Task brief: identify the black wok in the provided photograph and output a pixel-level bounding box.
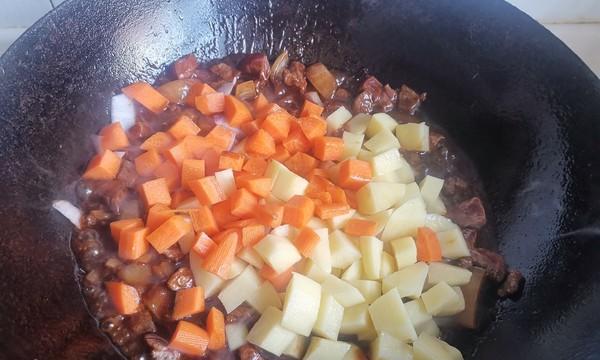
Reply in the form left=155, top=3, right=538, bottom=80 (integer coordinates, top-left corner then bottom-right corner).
left=1, top=0, right=599, bottom=358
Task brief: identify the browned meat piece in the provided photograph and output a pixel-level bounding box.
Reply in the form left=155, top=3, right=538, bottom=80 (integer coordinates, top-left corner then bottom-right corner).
left=333, top=88, right=351, bottom=102
left=497, top=269, right=523, bottom=297
left=72, top=229, right=105, bottom=271
left=117, top=160, right=138, bottom=188
left=239, top=53, right=270, bottom=81
left=443, top=176, right=469, bottom=197
left=470, top=248, right=507, bottom=282
left=383, top=84, right=398, bottom=106
left=173, top=54, right=198, bottom=79
left=456, top=256, right=473, bottom=268
left=429, top=131, right=446, bottom=149
left=306, top=63, right=337, bottom=99
left=163, top=245, right=185, bottom=262
left=397, top=85, right=426, bottom=114
left=143, top=284, right=174, bottom=320
left=101, top=314, right=145, bottom=355
left=282, top=61, right=307, bottom=93
left=239, top=344, right=265, bottom=360
left=145, top=333, right=182, bottom=360
left=152, top=260, right=176, bottom=280
left=92, top=180, right=129, bottom=215
left=82, top=206, right=114, bottom=227
left=447, top=197, right=487, bottom=229
left=128, top=310, right=156, bottom=335
left=324, top=100, right=345, bottom=115
left=360, top=76, right=384, bottom=94
left=128, top=119, right=154, bottom=142
left=353, top=76, right=397, bottom=113
left=352, top=91, right=374, bottom=114
left=462, top=228, right=478, bottom=249
left=207, top=348, right=237, bottom=360
left=226, top=303, right=259, bottom=325
left=167, top=267, right=194, bottom=291
left=210, top=63, right=239, bottom=81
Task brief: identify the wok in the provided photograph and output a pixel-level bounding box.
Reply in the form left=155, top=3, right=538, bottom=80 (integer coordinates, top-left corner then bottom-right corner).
left=1, top=0, right=599, bottom=358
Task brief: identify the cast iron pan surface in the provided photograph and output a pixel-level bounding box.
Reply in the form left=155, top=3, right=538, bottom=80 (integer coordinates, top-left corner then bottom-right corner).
left=1, top=0, right=599, bottom=358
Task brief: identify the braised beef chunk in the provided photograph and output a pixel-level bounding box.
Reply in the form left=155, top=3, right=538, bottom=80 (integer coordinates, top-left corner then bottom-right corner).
left=143, top=285, right=174, bottom=320
left=333, top=88, right=351, bottom=102
left=352, top=90, right=374, bottom=114
left=226, top=304, right=259, bottom=325
left=117, top=160, right=139, bottom=188
left=352, top=75, right=397, bottom=113
left=443, top=176, right=469, bottom=198
left=498, top=269, right=524, bottom=298
left=470, top=248, right=507, bottom=282
left=239, top=53, right=270, bottom=81
left=128, top=118, right=154, bottom=142
left=397, top=84, right=426, bottom=114
left=102, top=315, right=146, bottom=356
left=167, top=267, right=194, bottom=291
left=173, top=54, right=198, bottom=79
left=145, top=334, right=182, bottom=360
left=282, top=61, right=307, bottom=92
left=163, top=246, right=185, bottom=262
left=429, top=131, right=446, bottom=150
left=462, top=228, right=478, bottom=249
left=210, top=62, right=239, bottom=81
left=447, top=197, right=487, bottom=229
left=239, top=344, right=265, bottom=360
left=73, top=229, right=105, bottom=271
left=128, top=310, right=157, bottom=335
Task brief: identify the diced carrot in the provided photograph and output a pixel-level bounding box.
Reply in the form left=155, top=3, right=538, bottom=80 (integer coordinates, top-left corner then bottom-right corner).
left=298, top=116, right=327, bottom=141
left=168, top=115, right=201, bottom=140
left=344, top=189, right=358, bottom=209
left=241, top=223, right=266, bottom=247
left=153, top=161, right=180, bottom=191
left=122, top=82, right=169, bottom=113
left=189, top=206, right=219, bottom=235
left=224, top=95, right=253, bottom=126
left=200, top=148, right=220, bottom=176
left=416, top=227, right=443, bottom=262
left=119, top=226, right=150, bottom=260
left=189, top=176, right=226, bottom=205
left=315, top=203, right=350, bottom=220
left=146, top=215, right=192, bottom=254
left=214, top=228, right=241, bottom=245
left=338, top=159, right=373, bottom=190
left=165, top=139, right=192, bottom=167
left=259, top=265, right=293, bottom=290
left=283, top=196, right=315, bottom=228
left=305, top=175, right=332, bottom=197
left=308, top=191, right=333, bottom=205
left=212, top=199, right=239, bottom=227
left=328, top=185, right=347, bottom=205
left=82, top=150, right=122, bottom=180
left=222, top=218, right=259, bottom=229
left=229, top=188, right=258, bottom=218
left=140, top=131, right=175, bottom=151
left=218, top=151, right=245, bottom=171
left=239, top=177, right=272, bottom=198
left=284, top=152, right=319, bottom=177
left=195, top=92, right=225, bottom=115
left=105, top=281, right=140, bottom=315
left=110, top=218, right=144, bottom=243
left=255, top=103, right=284, bottom=122
left=242, top=156, right=268, bottom=176
left=344, top=218, right=377, bottom=236
left=206, top=125, right=236, bottom=151
left=184, top=135, right=214, bottom=158
left=240, top=120, right=260, bottom=137
left=252, top=93, right=270, bottom=113
left=261, top=112, right=292, bottom=141
left=170, top=189, right=194, bottom=208
left=294, top=227, right=320, bottom=257
left=181, top=159, right=206, bottom=189
left=172, top=287, right=205, bottom=320
left=312, top=136, right=344, bottom=161
left=186, top=82, right=216, bottom=107
left=271, top=145, right=291, bottom=162
left=134, top=149, right=163, bottom=177
left=206, top=307, right=226, bottom=350
left=282, top=128, right=311, bottom=154
left=192, top=233, right=217, bottom=257
left=140, top=178, right=172, bottom=208
left=307, top=168, right=328, bottom=180
left=169, top=320, right=209, bottom=356
left=256, top=203, right=284, bottom=228
left=245, top=129, right=276, bottom=157
left=300, top=100, right=324, bottom=117
left=146, top=204, right=175, bottom=231
left=203, top=234, right=237, bottom=278
left=99, top=123, right=130, bottom=151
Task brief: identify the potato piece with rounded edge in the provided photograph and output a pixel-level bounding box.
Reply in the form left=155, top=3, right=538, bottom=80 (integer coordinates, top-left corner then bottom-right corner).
left=364, top=129, right=401, bottom=154
left=395, top=122, right=430, bottom=152
left=326, top=106, right=353, bottom=132
left=218, top=265, right=261, bottom=313
left=304, top=337, right=351, bottom=360
left=421, top=282, right=460, bottom=316
left=254, top=234, right=302, bottom=274
left=189, top=251, right=225, bottom=297
left=359, top=236, right=383, bottom=280
left=381, top=198, right=426, bottom=241
left=366, top=113, right=398, bottom=138
left=247, top=281, right=283, bottom=313
left=341, top=260, right=363, bottom=281
left=225, top=322, right=247, bottom=351
left=427, top=262, right=472, bottom=286
left=390, top=237, right=417, bottom=270
left=371, top=332, right=414, bottom=360
left=342, top=131, right=365, bottom=160
left=404, top=298, right=433, bottom=333
left=382, top=262, right=428, bottom=299
left=349, top=280, right=381, bottom=304
left=313, top=294, right=344, bottom=340
left=413, top=333, right=463, bottom=360
left=247, top=306, right=296, bottom=356
left=321, top=275, right=365, bottom=307
left=357, top=182, right=406, bottom=215
left=330, top=230, right=362, bottom=269
left=436, top=228, right=470, bottom=259
left=283, top=334, right=308, bottom=359
left=341, top=303, right=373, bottom=335
left=281, top=273, right=321, bottom=336
left=368, top=289, right=417, bottom=342
left=346, top=113, right=371, bottom=134
left=379, top=252, right=397, bottom=279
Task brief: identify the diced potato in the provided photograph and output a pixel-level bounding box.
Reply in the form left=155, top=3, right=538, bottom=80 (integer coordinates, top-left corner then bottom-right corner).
left=322, top=275, right=366, bottom=307
left=366, top=113, right=398, bottom=138
left=238, top=247, right=265, bottom=268
left=281, top=273, right=321, bottom=336
left=423, top=214, right=458, bottom=232
left=265, top=159, right=288, bottom=180
left=412, top=333, right=464, bottom=360
left=247, top=306, right=296, bottom=356
left=395, top=122, right=430, bottom=152
left=357, top=149, right=375, bottom=161
left=327, top=209, right=356, bottom=230
left=356, top=182, right=406, bottom=215
left=368, top=289, right=417, bottom=342
left=363, top=209, right=393, bottom=236
left=327, top=106, right=353, bottom=132
left=254, top=234, right=302, bottom=274
left=419, top=175, right=444, bottom=202
left=397, top=182, right=421, bottom=205
left=302, top=258, right=331, bottom=283
left=420, top=282, right=460, bottom=316
left=427, top=262, right=472, bottom=286
left=425, top=197, right=447, bottom=215
left=265, top=193, right=284, bottom=205
left=307, top=217, right=328, bottom=230
left=390, top=237, right=417, bottom=269
left=359, top=236, right=383, bottom=280
left=437, top=287, right=465, bottom=316
left=331, top=267, right=343, bottom=278
left=247, top=281, right=283, bottom=313
left=382, top=262, right=429, bottom=299
left=225, top=322, right=248, bottom=351
left=341, top=260, right=363, bottom=281
left=381, top=198, right=426, bottom=241
left=304, top=337, right=352, bottom=360
left=214, top=168, right=236, bottom=197
left=379, top=252, right=397, bottom=278
left=309, top=228, right=332, bottom=273
left=344, top=344, right=368, bottom=360
left=218, top=265, right=262, bottom=313
left=271, top=224, right=297, bottom=238
left=346, top=113, right=371, bottom=134
left=349, top=280, right=381, bottom=304
left=357, top=327, right=378, bottom=342
left=341, top=303, right=373, bottom=334
left=436, top=228, right=470, bottom=259
left=371, top=332, right=414, bottom=360
left=404, top=298, right=433, bottom=332
left=189, top=250, right=225, bottom=297
left=364, top=130, right=401, bottom=154
left=330, top=230, right=362, bottom=269
left=342, top=131, right=365, bottom=159
left=369, top=149, right=406, bottom=176
left=224, top=257, right=247, bottom=280
left=314, top=294, right=344, bottom=340
left=283, top=334, right=308, bottom=359
left=271, top=166, right=309, bottom=201
left=418, top=319, right=440, bottom=337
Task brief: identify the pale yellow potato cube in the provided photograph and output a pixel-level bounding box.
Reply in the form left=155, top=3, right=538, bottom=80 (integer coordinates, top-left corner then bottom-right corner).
left=363, top=209, right=393, bottom=236
left=358, top=149, right=375, bottom=161
left=381, top=198, right=426, bottom=241
left=364, top=129, right=401, bottom=154
left=419, top=175, right=444, bottom=202
left=314, top=294, right=344, bottom=340
left=238, top=247, right=265, bottom=268
left=420, top=282, right=460, bottom=316
left=331, top=267, right=343, bottom=277
left=425, top=196, right=447, bottom=215
left=283, top=334, right=308, bottom=359
left=366, top=113, right=398, bottom=138
left=371, top=332, right=414, bottom=360
left=247, top=306, right=296, bottom=356
left=308, top=228, right=332, bottom=273
left=382, top=262, right=429, bottom=299
left=307, top=217, right=328, bottom=230
left=436, top=286, right=465, bottom=317
left=247, top=281, right=283, bottom=313
left=423, top=214, right=457, bottom=232
left=369, top=289, right=417, bottom=342
left=359, top=236, right=383, bottom=280
left=391, top=237, right=417, bottom=269
left=265, top=159, right=288, bottom=180
left=271, top=166, right=309, bottom=201
left=214, top=168, right=236, bottom=197
left=427, top=262, right=472, bottom=286
left=302, top=258, right=331, bottom=283
left=379, top=252, right=397, bottom=279
left=304, top=337, right=351, bottom=360
left=254, top=234, right=302, bottom=274
left=341, top=303, right=373, bottom=334
left=346, top=113, right=371, bottom=134
left=369, top=149, right=406, bottom=176
left=349, top=280, right=381, bottom=304
left=322, top=275, right=366, bottom=307
left=189, top=250, right=225, bottom=297
left=395, top=122, right=430, bottom=152
left=344, top=344, right=368, bottom=360
left=418, top=319, right=440, bottom=337
left=271, top=224, right=297, bottom=238
left=436, top=228, right=470, bottom=259
left=225, top=322, right=247, bottom=351
left=327, top=106, right=353, bottom=132
left=327, top=209, right=356, bottom=230
left=281, top=273, right=321, bottom=336
left=357, top=182, right=406, bottom=215
left=223, top=257, right=247, bottom=280
left=404, top=298, right=433, bottom=332
left=341, top=260, right=363, bottom=281
left=342, top=131, right=365, bottom=159
left=330, top=230, right=362, bottom=269
left=396, top=182, right=422, bottom=206
left=218, top=265, right=262, bottom=313
left=413, top=333, right=464, bottom=360
left=357, top=327, right=378, bottom=341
